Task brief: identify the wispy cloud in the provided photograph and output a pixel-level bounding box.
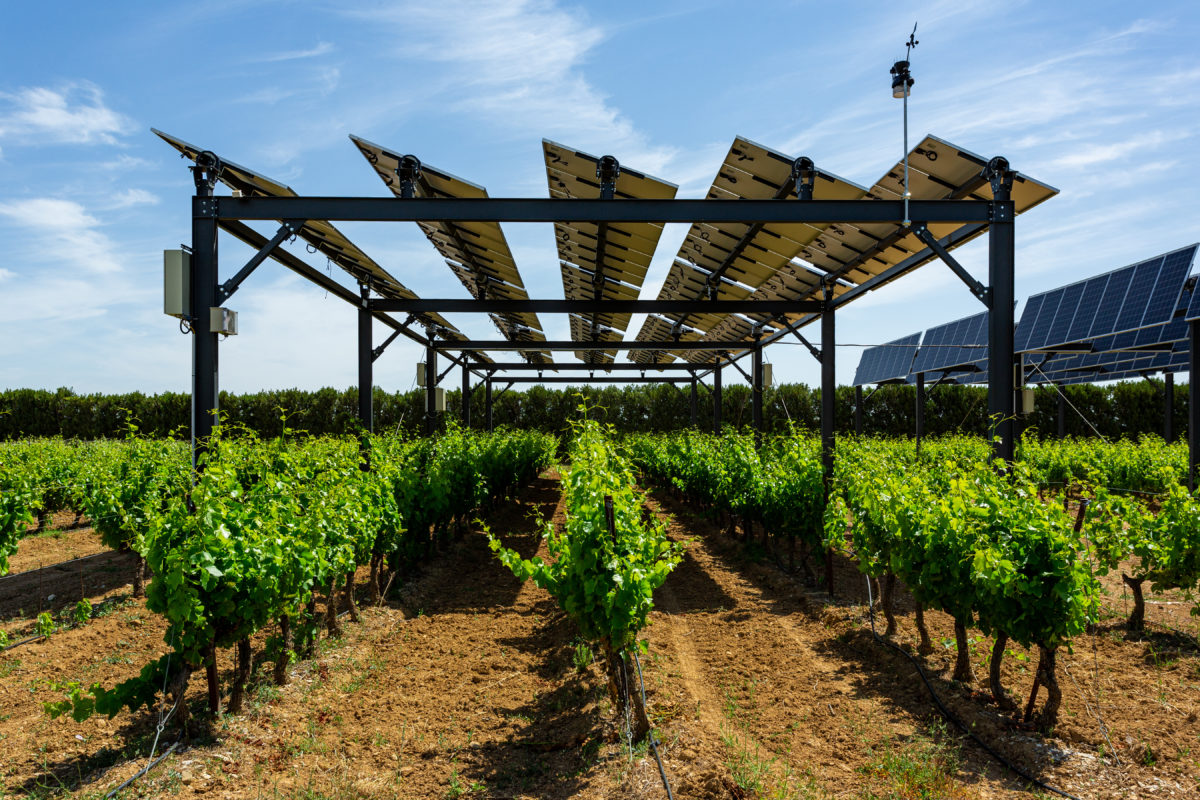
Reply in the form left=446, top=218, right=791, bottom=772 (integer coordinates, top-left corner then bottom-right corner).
left=250, top=41, right=335, bottom=63
left=0, top=83, right=134, bottom=146
left=0, top=198, right=124, bottom=273
left=0, top=267, right=14, bottom=281
left=352, top=0, right=677, bottom=173
left=107, top=188, right=161, bottom=209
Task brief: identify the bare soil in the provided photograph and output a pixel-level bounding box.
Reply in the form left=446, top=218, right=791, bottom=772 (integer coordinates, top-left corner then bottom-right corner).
left=0, top=475, right=1196, bottom=799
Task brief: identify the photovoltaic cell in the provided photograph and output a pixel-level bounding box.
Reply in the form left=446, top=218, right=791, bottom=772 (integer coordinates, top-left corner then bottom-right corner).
left=1142, top=245, right=1196, bottom=326
left=1066, top=276, right=1108, bottom=343
left=1025, top=291, right=1063, bottom=351
left=1087, top=266, right=1137, bottom=339
left=1113, top=256, right=1166, bottom=333
left=1044, top=283, right=1084, bottom=348
left=1014, top=294, right=1044, bottom=353
left=853, top=333, right=919, bottom=386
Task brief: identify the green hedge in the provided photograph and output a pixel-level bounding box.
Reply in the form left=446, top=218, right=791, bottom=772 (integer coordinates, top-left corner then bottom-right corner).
left=0, top=381, right=1183, bottom=440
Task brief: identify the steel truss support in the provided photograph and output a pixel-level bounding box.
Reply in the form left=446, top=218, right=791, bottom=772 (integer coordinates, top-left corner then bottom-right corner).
left=485, top=379, right=493, bottom=432
left=357, top=284, right=373, bottom=469
left=461, top=364, right=471, bottom=429
left=820, top=292, right=835, bottom=488
left=752, top=343, right=764, bottom=448
left=986, top=160, right=1017, bottom=463
left=425, top=342, right=438, bottom=436
left=915, top=372, right=925, bottom=454
left=689, top=377, right=698, bottom=428
left=713, top=364, right=723, bottom=433
left=218, top=219, right=305, bottom=304
left=191, top=155, right=221, bottom=469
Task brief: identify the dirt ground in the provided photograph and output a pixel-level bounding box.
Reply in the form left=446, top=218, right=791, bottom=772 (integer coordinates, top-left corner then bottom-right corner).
left=0, top=474, right=1197, bottom=799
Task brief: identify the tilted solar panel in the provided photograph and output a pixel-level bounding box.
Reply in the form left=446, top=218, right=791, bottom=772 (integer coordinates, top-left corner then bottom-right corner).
left=350, top=134, right=551, bottom=363
left=154, top=128, right=462, bottom=335
left=853, top=333, right=921, bottom=386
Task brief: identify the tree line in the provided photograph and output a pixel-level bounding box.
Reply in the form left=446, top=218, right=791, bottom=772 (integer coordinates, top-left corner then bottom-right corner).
left=0, top=380, right=1182, bottom=441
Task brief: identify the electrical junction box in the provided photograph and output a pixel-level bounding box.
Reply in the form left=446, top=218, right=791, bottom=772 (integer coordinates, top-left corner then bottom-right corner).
left=762, top=363, right=773, bottom=388
left=1020, top=388, right=1035, bottom=415
left=163, top=250, right=191, bottom=318
left=434, top=388, right=446, bottom=412
left=417, top=362, right=427, bottom=388
left=209, top=307, right=238, bottom=336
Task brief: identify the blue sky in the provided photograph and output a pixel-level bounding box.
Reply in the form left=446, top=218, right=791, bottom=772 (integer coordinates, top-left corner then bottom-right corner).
left=1, top=0, right=1198, bottom=394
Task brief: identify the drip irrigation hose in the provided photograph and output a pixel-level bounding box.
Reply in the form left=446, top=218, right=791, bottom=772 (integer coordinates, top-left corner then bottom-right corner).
left=104, top=741, right=179, bottom=799
left=631, top=650, right=675, bottom=800
left=863, top=576, right=1082, bottom=800
left=2, top=634, right=48, bottom=651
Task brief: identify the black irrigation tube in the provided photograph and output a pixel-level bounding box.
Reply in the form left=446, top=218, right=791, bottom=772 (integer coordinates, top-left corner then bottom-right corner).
left=861, top=577, right=1083, bottom=800
left=2, top=634, right=48, bottom=652
left=104, top=741, right=180, bottom=799
left=631, top=649, right=674, bottom=800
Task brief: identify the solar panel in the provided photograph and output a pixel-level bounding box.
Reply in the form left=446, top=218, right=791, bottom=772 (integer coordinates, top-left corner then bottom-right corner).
left=544, top=139, right=677, bottom=361
left=797, top=135, right=1057, bottom=289
left=911, top=311, right=989, bottom=376
left=154, top=128, right=462, bottom=335
left=1019, top=245, right=1196, bottom=353
left=351, top=134, right=551, bottom=363
left=853, top=333, right=920, bottom=386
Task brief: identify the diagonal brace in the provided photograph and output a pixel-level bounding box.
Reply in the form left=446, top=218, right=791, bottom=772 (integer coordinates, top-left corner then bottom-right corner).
left=789, top=328, right=822, bottom=363
left=218, top=219, right=305, bottom=303
left=726, top=356, right=753, bottom=385
left=493, top=381, right=515, bottom=402
left=912, top=224, right=990, bottom=306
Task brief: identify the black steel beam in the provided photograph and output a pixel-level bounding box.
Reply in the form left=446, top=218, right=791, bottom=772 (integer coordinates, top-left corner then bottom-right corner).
left=1191, top=320, right=1199, bottom=491
left=463, top=362, right=708, bottom=371
left=690, top=378, right=698, bottom=428
left=368, top=298, right=825, bottom=314
left=357, top=283, right=373, bottom=442
left=1165, top=372, right=1175, bottom=443
left=915, top=372, right=925, bottom=454
left=432, top=340, right=755, bottom=352
left=461, top=364, right=471, bottom=429
left=854, top=385, right=863, bottom=435
left=425, top=344, right=437, bottom=436
left=497, top=376, right=694, bottom=384
left=191, top=197, right=219, bottom=467
left=713, top=364, right=723, bottom=433
left=212, top=196, right=995, bottom=224
left=485, top=379, right=493, bottom=432
left=987, top=163, right=1016, bottom=463
left=752, top=344, right=764, bottom=448
left=1057, top=388, right=1066, bottom=439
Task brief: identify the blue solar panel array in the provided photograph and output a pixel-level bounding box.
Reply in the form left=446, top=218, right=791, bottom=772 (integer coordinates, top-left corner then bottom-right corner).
left=911, top=311, right=989, bottom=376
left=1015, top=244, right=1197, bottom=353
left=852, top=333, right=920, bottom=386
left=852, top=243, right=1198, bottom=389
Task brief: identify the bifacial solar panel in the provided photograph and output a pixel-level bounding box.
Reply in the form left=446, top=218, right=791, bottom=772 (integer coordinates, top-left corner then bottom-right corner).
left=910, top=311, right=989, bottom=377
left=853, top=333, right=920, bottom=386
left=154, top=128, right=462, bottom=334
left=543, top=139, right=677, bottom=360
left=1019, top=245, right=1196, bottom=353
left=351, top=134, right=551, bottom=363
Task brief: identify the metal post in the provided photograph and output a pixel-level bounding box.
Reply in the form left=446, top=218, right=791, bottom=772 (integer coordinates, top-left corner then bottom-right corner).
left=689, top=377, right=698, bottom=428
left=915, top=372, right=925, bottom=454
left=191, top=171, right=220, bottom=470
left=357, top=284, right=373, bottom=469
left=854, top=386, right=863, bottom=436
left=820, top=298, right=835, bottom=488
left=485, top=378, right=493, bottom=432
left=1165, top=372, right=1175, bottom=442
left=461, top=364, right=471, bottom=429
left=713, top=364, right=723, bottom=433
left=821, top=291, right=836, bottom=597
left=986, top=159, right=1016, bottom=463
left=752, top=344, right=764, bottom=447
left=1057, top=388, right=1066, bottom=439
left=1190, top=320, right=1199, bottom=491
left=425, top=342, right=437, bottom=436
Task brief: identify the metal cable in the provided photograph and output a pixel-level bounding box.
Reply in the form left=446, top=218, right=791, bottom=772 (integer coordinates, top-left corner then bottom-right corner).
left=631, top=650, right=675, bottom=800
left=862, top=575, right=1083, bottom=800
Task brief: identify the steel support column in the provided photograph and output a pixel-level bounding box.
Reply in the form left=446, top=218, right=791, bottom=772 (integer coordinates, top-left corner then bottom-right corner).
left=1190, top=320, right=1199, bottom=491
left=461, top=364, right=471, bottom=429
left=713, top=365, right=723, bottom=433
left=752, top=344, right=764, bottom=447
left=482, top=381, right=492, bottom=434
left=854, top=386, right=863, bottom=436
left=425, top=343, right=438, bottom=436
left=689, top=377, right=698, bottom=428
left=357, top=284, right=373, bottom=469
left=191, top=192, right=219, bottom=469
left=987, top=162, right=1016, bottom=463
left=820, top=305, right=835, bottom=488
left=915, top=373, right=925, bottom=455
left=1165, top=372, right=1175, bottom=443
